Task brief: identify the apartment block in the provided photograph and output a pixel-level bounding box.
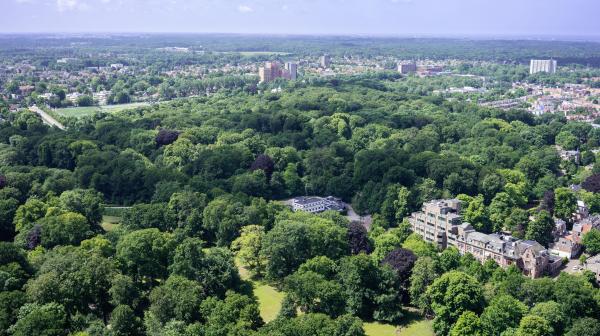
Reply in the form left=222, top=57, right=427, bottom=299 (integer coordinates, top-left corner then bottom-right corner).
left=285, top=62, right=298, bottom=80
left=259, top=61, right=298, bottom=83
left=530, top=59, right=557, bottom=74
left=409, top=199, right=562, bottom=278
left=409, top=199, right=462, bottom=248
left=398, top=62, right=417, bottom=74
left=320, top=55, right=331, bottom=68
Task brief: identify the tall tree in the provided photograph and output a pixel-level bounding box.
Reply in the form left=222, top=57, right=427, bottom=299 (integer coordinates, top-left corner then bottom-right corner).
left=232, top=225, right=267, bottom=277
left=9, top=303, right=67, bottom=336
left=450, top=311, right=483, bottom=336
left=582, top=229, right=600, bottom=255
left=116, top=228, right=174, bottom=282
left=480, top=295, right=528, bottom=336
left=553, top=187, right=577, bottom=223
left=515, top=315, right=553, bottom=336
left=525, top=211, right=554, bottom=247
left=347, top=221, right=372, bottom=255
left=566, top=318, right=600, bottom=336
left=425, top=271, right=485, bottom=336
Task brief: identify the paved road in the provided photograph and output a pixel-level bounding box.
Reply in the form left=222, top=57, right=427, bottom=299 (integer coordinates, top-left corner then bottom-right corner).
left=29, top=105, right=66, bottom=130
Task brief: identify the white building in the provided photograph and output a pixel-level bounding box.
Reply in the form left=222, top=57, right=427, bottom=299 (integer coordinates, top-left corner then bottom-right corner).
left=93, top=91, right=110, bottom=105
left=530, top=59, right=557, bottom=74
left=66, top=92, right=83, bottom=104
left=291, top=196, right=345, bottom=214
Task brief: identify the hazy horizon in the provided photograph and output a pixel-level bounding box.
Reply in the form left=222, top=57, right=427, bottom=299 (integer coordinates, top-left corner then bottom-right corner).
left=3, top=0, right=600, bottom=39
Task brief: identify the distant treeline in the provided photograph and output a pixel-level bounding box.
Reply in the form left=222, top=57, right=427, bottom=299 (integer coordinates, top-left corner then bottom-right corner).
left=1, top=34, right=600, bottom=67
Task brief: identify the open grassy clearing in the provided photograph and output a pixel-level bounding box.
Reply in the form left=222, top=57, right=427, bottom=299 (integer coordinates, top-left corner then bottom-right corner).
left=235, top=259, right=284, bottom=323
left=216, top=51, right=291, bottom=56
left=397, top=319, right=434, bottom=336
left=54, top=102, right=151, bottom=118
left=101, top=215, right=121, bottom=232
left=364, top=322, right=398, bottom=336
left=253, top=282, right=285, bottom=322
left=54, top=106, right=100, bottom=117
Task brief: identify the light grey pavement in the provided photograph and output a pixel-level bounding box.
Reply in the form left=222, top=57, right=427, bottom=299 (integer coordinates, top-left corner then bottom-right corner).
left=29, top=105, right=66, bottom=130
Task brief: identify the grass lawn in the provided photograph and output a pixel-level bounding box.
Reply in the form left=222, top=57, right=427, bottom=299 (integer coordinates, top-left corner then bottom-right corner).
left=253, top=282, right=284, bottom=323
left=364, top=319, right=433, bottom=336
left=101, top=215, right=121, bottom=232
left=102, top=102, right=150, bottom=113
left=397, top=319, right=434, bottom=336
left=55, top=102, right=151, bottom=118
left=54, top=106, right=100, bottom=117
left=364, top=322, right=398, bottom=336
left=236, top=259, right=284, bottom=323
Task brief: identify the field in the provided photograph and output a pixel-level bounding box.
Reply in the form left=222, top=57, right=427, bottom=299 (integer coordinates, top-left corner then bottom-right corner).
left=101, top=215, right=121, bottom=231
left=364, top=322, right=398, bottom=336
left=397, top=320, right=434, bottom=336
left=217, top=51, right=291, bottom=56
left=364, top=319, right=434, bottom=336
left=253, top=282, right=285, bottom=322
left=54, top=102, right=151, bottom=118
left=236, top=259, right=284, bottom=322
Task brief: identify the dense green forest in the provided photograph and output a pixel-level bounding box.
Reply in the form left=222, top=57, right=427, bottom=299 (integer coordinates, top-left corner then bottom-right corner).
left=1, top=50, right=600, bottom=335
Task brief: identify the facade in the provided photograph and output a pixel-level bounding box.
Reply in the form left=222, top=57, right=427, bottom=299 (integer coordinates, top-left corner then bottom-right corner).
left=291, top=196, right=345, bottom=214
left=530, top=59, right=557, bottom=74
left=417, top=65, right=444, bottom=76
left=285, top=62, right=298, bottom=80
left=398, top=62, right=417, bottom=74
left=66, top=92, right=83, bottom=104
left=549, top=234, right=581, bottom=258
left=583, top=254, right=600, bottom=283
left=558, top=148, right=581, bottom=164
left=259, top=62, right=297, bottom=83
left=93, top=91, right=110, bottom=106
left=572, top=215, right=600, bottom=243
left=320, top=55, right=331, bottom=68
left=575, top=200, right=589, bottom=221
left=408, top=199, right=562, bottom=278
left=408, top=199, right=462, bottom=248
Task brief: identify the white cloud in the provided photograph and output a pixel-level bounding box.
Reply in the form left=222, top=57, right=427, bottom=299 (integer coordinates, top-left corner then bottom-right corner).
left=237, top=5, right=253, bottom=13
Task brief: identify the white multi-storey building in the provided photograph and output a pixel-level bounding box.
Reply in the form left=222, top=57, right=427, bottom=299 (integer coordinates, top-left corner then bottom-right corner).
left=530, top=59, right=557, bottom=74
left=291, top=196, right=345, bottom=214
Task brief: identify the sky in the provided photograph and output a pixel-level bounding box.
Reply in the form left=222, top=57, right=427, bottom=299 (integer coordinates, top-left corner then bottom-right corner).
left=1, top=0, right=599, bottom=38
